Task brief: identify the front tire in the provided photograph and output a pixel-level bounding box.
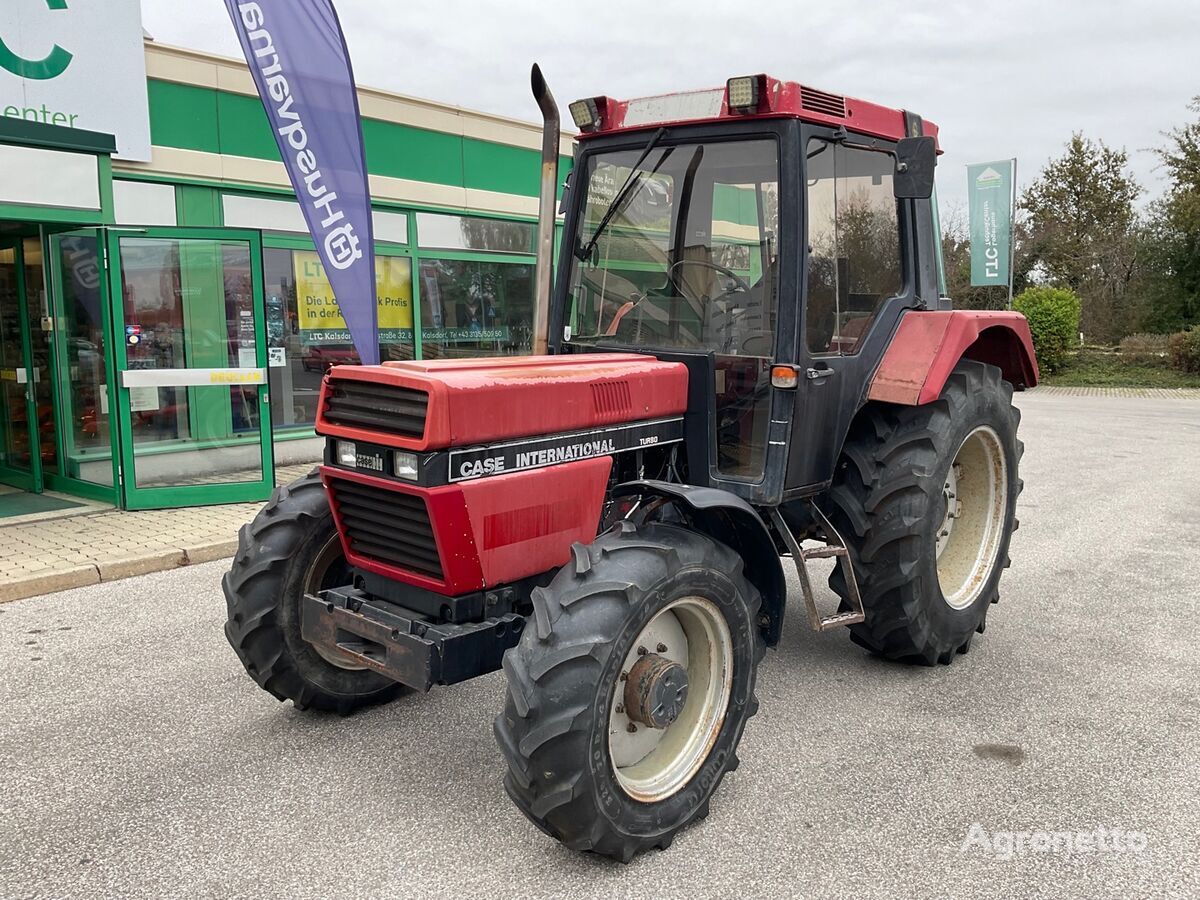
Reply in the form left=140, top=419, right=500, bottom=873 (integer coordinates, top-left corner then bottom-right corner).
left=494, top=521, right=765, bottom=862
left=824, top=360, right=1023, bottom=664
left=223, top=472, right=406, bottom=713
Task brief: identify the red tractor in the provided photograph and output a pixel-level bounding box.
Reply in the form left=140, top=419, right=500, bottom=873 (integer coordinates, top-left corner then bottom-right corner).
left=224, top=71, right=1037, bottom=862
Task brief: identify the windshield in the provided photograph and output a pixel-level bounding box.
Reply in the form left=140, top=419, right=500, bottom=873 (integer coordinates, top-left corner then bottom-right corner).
left=564, top=138, right=780, bottom=357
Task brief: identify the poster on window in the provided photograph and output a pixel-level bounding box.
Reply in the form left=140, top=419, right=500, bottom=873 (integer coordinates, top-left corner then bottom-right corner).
left=293, top=251, right=412, bottom=345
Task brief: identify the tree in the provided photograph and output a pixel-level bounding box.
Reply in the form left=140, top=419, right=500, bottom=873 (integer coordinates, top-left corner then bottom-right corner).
left=1142, top=98, right=1200, bottom=332
left=1019, top=134, right=1141, bottom=343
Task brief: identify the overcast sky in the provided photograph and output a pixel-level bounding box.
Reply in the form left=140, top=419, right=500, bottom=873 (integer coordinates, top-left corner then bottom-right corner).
left=142, top=0, right=1197, bottom=225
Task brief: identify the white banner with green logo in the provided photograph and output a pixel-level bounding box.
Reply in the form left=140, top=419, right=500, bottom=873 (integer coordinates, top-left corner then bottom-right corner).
left=0, top=0, right=150, bottom=159
left=967, top=160, right=1015, bottom=288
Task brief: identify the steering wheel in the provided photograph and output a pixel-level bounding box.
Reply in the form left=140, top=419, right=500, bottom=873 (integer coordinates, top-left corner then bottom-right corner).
left=667, top=259, right=751, bottom=302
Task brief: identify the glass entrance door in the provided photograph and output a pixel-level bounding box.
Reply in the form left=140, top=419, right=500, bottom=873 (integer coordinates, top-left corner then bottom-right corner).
left=0, top=238, right=43, bottom=492
left=106, top=228, right=274, bottom=509
left=46, top=230, right=120, bottom=502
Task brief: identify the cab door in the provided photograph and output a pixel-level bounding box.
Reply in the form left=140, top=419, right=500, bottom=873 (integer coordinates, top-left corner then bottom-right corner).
left=106, top=227, right=274, bottom=509
left=789, top=131, right=915, bottom=489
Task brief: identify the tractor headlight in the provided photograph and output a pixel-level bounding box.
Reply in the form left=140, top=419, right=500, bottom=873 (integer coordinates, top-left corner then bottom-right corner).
left=393, top=451, right=419, bottom=481
left=335, top=440, right=357, bottom=467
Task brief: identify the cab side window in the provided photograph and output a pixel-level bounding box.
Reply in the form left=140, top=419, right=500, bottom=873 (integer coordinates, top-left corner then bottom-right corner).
left=805, top=139, right=902, bottom=355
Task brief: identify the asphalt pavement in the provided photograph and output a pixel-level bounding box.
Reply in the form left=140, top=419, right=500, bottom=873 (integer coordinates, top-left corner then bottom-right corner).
left=1, top=391, right=1197, bottom=899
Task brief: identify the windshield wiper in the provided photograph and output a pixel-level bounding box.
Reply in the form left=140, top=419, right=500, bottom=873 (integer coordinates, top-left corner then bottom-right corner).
left=574, top=127, right=667, bottom=262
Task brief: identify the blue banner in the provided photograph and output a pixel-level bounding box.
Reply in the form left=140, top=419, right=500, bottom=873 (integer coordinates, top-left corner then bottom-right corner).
left=225, top=0, right=379, bottom=364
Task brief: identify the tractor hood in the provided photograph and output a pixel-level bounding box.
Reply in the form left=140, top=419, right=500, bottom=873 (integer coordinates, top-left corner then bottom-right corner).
left=316, top=353, right=689, bottom=450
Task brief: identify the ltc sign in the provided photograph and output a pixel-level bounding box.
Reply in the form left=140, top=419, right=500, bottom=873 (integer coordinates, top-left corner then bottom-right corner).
left=0, top=0, right=150, bottom=160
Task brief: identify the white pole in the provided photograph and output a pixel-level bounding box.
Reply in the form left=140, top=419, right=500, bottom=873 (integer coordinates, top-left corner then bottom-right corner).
left=1007, top=157, right=1017, bottom=310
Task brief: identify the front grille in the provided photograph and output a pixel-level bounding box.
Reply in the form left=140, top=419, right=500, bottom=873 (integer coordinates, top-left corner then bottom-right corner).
left=323, top=379, right=428, bottom=440
left=329, top=479, right=443, bottom=579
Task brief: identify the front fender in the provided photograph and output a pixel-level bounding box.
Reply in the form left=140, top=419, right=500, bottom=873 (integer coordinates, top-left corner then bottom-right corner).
left=613, top=480, right=787, bottom=645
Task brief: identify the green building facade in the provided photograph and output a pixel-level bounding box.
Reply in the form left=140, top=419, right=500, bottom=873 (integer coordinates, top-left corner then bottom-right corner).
left=0, top=40, right=574, bottom=511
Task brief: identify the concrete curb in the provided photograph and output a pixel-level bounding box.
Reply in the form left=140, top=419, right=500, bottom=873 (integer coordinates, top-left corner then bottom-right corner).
left=0, top=565, right=101, bottom=604
left=0, top=539, right=239, bottom=605
left=183, top=539, right=240, bottom=565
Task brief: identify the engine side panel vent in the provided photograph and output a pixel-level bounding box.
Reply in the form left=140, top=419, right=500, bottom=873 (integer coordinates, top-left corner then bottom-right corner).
left=591, top=380, right=633, bottom=421
left=800, top=86, right=847, bottom=119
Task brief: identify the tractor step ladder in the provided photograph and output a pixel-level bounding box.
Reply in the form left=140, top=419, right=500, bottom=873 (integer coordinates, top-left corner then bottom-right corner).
left=769, top=503, right=866, bottom=632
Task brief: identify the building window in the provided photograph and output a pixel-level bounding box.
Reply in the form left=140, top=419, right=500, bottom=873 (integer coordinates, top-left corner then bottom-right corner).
left=223, top=194, right=408, bottom=245
left=419, top=259, right=533, bottom=358
left=224, top=194, right=307, bottom=233
left=113, top=180, right=177, bottom=226
left=0, top=144, right=100, bottom=209
left=263, top=247, right=414, bottom=430
left=372, top=209, right=410, bottom=244
left=804, top=139, right=901, bottom=355
left=416, top=212, right=534, bottom=253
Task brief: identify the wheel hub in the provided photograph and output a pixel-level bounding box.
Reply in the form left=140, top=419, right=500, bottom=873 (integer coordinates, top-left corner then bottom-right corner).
left=936, top=462, right=963, bottom=559
left=607, top=596, right=733, bottom=803
left=936, top=425, right=1008, bottom=609
left=624, top=654, right=689, bottom=729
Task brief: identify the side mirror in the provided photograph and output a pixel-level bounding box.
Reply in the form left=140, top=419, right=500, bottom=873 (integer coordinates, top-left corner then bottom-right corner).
left=894, top=136, right=936, bottom=199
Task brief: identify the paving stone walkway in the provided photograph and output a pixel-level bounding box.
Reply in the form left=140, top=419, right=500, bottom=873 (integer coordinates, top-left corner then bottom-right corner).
left=1032, top=385, right=1200, bottom=398
left=0, top=463, right=315, bottom=603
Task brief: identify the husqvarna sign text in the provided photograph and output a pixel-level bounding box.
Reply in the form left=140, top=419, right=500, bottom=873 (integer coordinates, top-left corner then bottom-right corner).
left=0, top=0, right=150, bottom=160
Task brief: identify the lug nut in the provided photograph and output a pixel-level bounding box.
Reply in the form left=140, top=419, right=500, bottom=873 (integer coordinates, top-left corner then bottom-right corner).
left=615, top=704, right=624, bottom=715
left=619, top=672, right=628, bottom=682
left=626, top=723, right=638, bottom=733
left=656, top=642, right=667, bottom=653
left=637, top=646, right=648, bottom=656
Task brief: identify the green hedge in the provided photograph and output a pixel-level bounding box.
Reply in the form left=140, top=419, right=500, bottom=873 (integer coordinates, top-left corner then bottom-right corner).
left=1013, top=287, right=1081, bottom=373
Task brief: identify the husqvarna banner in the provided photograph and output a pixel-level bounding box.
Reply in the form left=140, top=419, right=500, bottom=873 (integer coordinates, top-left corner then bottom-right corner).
left=225, top=0, right=379, bottom=364
left=967, top=159, right=1016, bottom=289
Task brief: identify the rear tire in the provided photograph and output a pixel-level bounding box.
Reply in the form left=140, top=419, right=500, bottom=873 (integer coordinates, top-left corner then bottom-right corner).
left=824, top=360, right=1023, bottom=664
left=223, top=471, right=406, bottom=713
left=494, top=521, right=765, bottom=862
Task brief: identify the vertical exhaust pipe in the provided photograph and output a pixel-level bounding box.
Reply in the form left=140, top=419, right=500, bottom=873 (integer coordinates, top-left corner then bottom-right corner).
left=531, top=63, right=559, bottom=356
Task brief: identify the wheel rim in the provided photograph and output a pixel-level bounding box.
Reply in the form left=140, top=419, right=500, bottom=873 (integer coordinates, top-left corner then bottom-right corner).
left=936, top=426, right=1008, bottom=609
left=303, top=534, right=365, bottom=670
left=607, top=597, right=733, bottom=803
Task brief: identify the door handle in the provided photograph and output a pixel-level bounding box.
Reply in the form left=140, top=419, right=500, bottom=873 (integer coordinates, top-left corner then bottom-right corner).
left=806, top=366, right=835, bottom=381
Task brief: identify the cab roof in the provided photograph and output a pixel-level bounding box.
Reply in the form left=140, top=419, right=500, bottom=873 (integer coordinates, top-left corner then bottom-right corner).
left=574, top=74, right=941, bottom=151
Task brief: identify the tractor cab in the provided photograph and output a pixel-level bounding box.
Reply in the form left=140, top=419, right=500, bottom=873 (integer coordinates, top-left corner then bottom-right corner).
left=551, top=76, right=943, bottom=503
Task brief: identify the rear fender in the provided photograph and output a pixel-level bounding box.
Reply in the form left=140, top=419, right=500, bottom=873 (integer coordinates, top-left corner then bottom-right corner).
left=612, top=480, right=787, bottom=645
left=868, top=310, right=1039, bottom=405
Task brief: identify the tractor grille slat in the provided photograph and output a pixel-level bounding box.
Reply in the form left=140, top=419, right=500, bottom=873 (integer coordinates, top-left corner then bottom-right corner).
left=339, top=510, right=439, bottom=547
left=329, top=480, right=443, bottom=579
left=333, top=482, right=432, bottom=524
left=324, top=379, right=428, bottom=440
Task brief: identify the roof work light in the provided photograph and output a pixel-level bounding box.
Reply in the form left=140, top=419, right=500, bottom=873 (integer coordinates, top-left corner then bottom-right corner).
left=726, top=75, right=765, bottom=114
left=569, top=97, right=604, bottom=132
